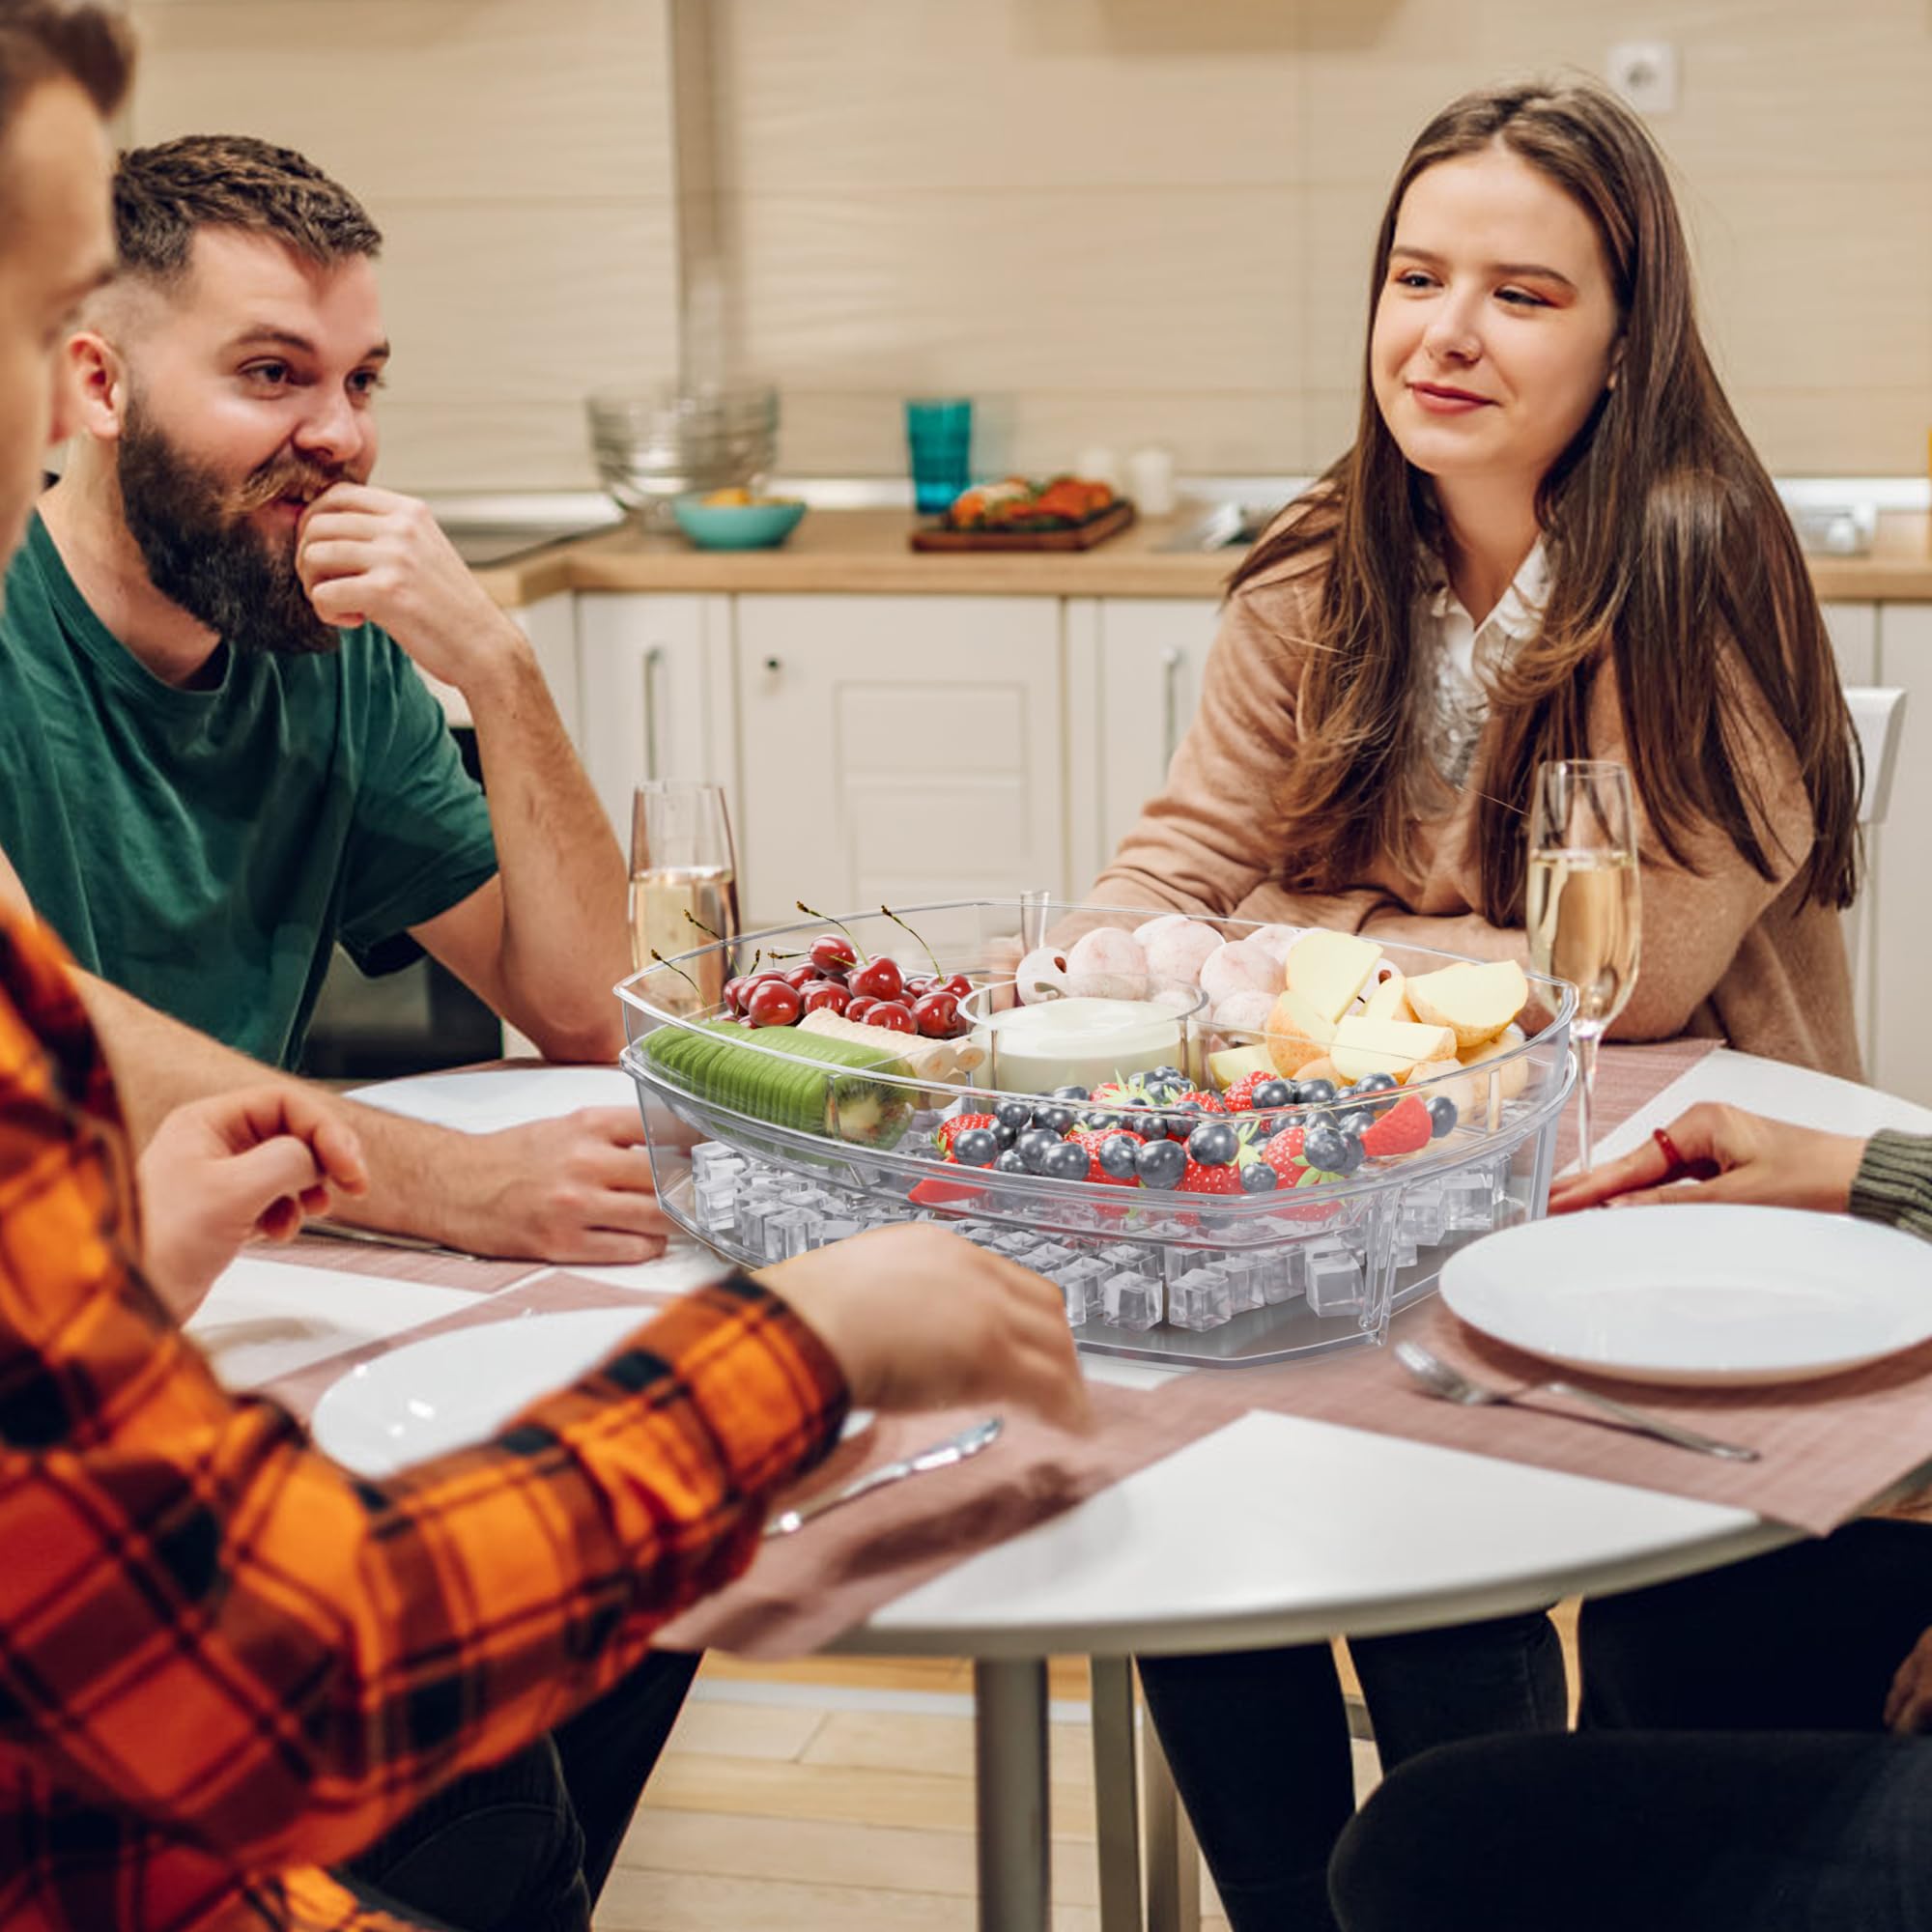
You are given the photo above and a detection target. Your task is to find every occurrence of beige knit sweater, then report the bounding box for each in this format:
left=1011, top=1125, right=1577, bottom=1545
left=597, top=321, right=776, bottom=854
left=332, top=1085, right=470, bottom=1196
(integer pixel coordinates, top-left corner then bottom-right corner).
left=1083, top=554, right=1861, bottom=1078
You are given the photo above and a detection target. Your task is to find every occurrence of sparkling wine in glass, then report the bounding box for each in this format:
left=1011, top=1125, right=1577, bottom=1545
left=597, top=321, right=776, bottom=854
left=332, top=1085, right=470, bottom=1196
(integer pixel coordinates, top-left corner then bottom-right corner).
left=1525, top=760, right=1641, bottom=1173
left=631, top=781, right=740, bottom=1013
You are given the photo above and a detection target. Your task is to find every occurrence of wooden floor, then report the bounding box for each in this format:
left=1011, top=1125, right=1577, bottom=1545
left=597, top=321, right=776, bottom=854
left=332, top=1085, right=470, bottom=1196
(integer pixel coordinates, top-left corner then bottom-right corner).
left=599, top=1612, right=1583, bottom=1928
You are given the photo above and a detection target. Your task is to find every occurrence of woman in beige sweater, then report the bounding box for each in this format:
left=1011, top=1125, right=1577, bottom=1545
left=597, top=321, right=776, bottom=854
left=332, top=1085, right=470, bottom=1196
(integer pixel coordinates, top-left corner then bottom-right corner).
left=1123, top=77, right=1865, bottom=1932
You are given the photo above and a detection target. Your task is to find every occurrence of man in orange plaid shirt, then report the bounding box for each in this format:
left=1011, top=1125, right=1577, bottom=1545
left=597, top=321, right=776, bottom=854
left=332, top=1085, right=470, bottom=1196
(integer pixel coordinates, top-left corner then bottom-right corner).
left=0, top=14, right=1090, bottom=1931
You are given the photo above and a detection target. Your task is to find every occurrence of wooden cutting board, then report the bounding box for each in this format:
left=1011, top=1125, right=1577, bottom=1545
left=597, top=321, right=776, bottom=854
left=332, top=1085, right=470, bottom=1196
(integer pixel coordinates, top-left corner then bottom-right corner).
left=909, top=499, right=1137, bottom=553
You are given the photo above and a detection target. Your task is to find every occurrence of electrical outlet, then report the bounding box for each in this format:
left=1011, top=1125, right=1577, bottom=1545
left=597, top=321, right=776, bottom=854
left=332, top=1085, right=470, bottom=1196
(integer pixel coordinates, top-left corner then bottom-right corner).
left=1606, top=41, right=1678, bottom=113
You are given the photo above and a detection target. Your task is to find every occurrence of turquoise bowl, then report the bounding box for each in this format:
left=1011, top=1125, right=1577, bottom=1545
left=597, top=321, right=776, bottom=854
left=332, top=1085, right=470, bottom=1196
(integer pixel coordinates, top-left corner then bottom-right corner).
left=671, top=496, right=807, bottom=550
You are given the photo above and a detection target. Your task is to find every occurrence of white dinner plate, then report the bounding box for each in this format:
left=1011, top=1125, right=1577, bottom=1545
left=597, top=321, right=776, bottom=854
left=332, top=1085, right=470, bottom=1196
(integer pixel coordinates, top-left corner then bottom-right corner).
left=314, top=1307, right=872, bottom=1477
left=1440, top=1204, right=1932, bottom=1386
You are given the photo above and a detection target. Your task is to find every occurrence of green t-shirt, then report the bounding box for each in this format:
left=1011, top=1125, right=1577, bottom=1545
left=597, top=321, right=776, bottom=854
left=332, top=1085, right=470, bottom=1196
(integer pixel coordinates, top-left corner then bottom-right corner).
left=0, top=515, right=498, bottom=1068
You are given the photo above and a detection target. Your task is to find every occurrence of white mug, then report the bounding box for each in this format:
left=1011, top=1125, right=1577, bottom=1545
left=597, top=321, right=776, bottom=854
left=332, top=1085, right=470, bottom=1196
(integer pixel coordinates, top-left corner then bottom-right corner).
left=1127, top=445, right=1176, bottom=516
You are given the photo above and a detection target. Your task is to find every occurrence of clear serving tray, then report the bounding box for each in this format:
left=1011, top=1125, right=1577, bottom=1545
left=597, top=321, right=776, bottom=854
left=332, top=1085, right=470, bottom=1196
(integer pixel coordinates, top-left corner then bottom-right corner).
left=617, top=898, right=1576, bottom=1369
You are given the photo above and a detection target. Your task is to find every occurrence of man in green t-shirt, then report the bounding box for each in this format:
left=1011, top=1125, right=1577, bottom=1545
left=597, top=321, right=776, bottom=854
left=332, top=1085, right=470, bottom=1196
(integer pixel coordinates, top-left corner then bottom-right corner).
left=0, top=132, right=670, bottom=1264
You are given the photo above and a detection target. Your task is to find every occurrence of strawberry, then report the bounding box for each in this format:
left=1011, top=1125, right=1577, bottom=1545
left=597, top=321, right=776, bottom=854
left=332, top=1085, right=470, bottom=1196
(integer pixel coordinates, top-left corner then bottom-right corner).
left=936, top=1113, right=997, bottom=1161
left=1066, top=1127, right=1144, bottom=1186
left=1179, top=1156, right=1243, bottom=1197
left=1360, top=1094, right=1432, bottom=1159
left=1173, top=1089, right=1227, bottom=1116
left=1089, top=1079, right=1142, bottom=1109
left=1220, top=1070, right=1271, bottom=1114
left=1260, top=1124, right=1307, bottom=1181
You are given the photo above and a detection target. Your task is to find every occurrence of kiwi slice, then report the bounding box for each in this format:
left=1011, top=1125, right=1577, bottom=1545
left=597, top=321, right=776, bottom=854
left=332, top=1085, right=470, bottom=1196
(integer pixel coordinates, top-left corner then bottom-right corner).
left=640, top=1019, right=913, bottom=1148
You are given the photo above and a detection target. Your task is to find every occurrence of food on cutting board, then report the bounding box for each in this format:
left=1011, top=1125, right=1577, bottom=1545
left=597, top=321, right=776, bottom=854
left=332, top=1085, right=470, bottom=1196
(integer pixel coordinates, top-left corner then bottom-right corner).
left=945, top=474, right=1117, bottom=531
left=640, top=1017, right=913, bottom=1146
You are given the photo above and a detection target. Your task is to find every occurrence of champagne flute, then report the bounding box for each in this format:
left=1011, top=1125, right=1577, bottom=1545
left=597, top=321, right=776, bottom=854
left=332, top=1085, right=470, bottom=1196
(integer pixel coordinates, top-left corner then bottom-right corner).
left=1525, top=760, right=1641, bottom=1173
left=631, top=781, right=741, bottom=1013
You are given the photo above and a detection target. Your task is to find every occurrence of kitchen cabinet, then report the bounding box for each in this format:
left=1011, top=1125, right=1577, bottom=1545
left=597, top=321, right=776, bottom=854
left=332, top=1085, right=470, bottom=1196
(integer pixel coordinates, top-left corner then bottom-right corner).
left=1067, top=595, right=1221, bottom=883
left=573, top=592, right=737, bottom=848
left=1821, top=603, right=1878, bottom=1078
left=1871, top=603, right=1932, bottom=1107
left=733, top=595, right=1065, bottom=930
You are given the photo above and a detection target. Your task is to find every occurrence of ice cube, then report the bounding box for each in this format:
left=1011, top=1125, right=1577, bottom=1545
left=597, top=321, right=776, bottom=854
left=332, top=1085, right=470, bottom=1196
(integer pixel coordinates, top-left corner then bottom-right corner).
left=1102, top=1271, right=1162, bottom=1332
left=694, top=1176, right=738, bottom=1234
left=1168, top=1267, right=1233, bottom=1332
left=1056, top=1257, right=1111, bottom=1327
left=1442, top=1174, right=1493, bottom=1234
left=1100, top=1242, right=1153, bottom=1275
left=1219, top=1255, right=1263, bottom=1313
left=1305, top=1242, right=1364, bottom=1317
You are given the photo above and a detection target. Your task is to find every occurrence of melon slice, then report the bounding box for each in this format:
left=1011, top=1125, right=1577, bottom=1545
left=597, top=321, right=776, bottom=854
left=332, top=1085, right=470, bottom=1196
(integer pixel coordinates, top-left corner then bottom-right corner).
left=1263, top=987, right=1336, bottom=1077
left=1405, top=960, right=1530, bottom=1054
left=1329, top=1015, right=1459, bottom=1084
left=1284, top=929, right=1383, bottom=1025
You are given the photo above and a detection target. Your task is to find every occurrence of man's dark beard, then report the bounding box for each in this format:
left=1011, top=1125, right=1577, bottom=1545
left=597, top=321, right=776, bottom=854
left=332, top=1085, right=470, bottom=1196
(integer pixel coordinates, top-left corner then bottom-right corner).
left=115, top=403, right=346, bottom=658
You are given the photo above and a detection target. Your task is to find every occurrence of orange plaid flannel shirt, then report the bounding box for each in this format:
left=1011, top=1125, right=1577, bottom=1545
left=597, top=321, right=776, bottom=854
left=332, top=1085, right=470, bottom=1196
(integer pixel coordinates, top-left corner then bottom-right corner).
left=0, top=913, right=848, bottom=1931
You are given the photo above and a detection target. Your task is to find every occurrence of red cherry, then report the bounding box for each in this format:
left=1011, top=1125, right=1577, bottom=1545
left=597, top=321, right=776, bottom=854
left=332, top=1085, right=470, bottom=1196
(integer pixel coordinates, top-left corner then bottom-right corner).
left=746, top=980, right=802, bottom=1027
left=850, top=956, right=903, bottom=1002
left=722, top=976, right=751, bottom=1012
left=799, top=979, right=850, bottom=1016
left=810, top=934, right=859, bottom=976
left=783, top=965, right=818, bottom=989
left=938, top=973, right=974, bottom=999
left=866, top=1000, right=916, bottom=1033
left=902, top=975, right=935, bottom=1000
left=910, top=991, right=959, bottom=1037
left=844, top=995, right=878, bottom=1023
left=746, top=969, right=789, bottom=993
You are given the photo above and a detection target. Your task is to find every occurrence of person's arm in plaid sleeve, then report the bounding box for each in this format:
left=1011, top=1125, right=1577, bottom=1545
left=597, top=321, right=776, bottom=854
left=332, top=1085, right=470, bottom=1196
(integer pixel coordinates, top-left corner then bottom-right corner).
left=0, top=921, right=1085, bottom=1881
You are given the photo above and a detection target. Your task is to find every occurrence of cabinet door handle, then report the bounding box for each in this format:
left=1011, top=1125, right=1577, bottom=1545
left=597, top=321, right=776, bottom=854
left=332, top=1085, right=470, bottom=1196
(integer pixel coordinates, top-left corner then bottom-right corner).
left=763, top=655, right=781, bottom=674
left=1160, top=647, right=1184, bottom=768
left=642, top=645, right=665, bottom=781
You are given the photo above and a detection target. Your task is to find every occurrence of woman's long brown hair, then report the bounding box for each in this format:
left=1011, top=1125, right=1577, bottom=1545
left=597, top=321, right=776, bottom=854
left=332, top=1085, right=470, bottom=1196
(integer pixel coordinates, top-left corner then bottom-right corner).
left=1234, top=80, right=1861, bottom=923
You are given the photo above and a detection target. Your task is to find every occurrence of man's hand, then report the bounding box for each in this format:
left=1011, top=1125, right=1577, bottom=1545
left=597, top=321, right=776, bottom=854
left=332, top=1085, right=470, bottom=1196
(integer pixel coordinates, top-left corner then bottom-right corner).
left=138, top=1089, right=369, bottom=1321
left=760, top=1223, right=1092, bottom=1433
left=296, top=483, right=525, bottom=692
left=422, top=1107, right=674, bottom=1264
left=1885, top=1627, right=1932, bottom=1733
left=1548, top=1103, right=1868, bottom=1217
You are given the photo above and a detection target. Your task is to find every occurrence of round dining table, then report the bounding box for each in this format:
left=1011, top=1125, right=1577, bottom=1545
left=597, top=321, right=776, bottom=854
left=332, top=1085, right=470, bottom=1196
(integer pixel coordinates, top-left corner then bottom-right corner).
left=329, top=1046, right=1932, bottom=1932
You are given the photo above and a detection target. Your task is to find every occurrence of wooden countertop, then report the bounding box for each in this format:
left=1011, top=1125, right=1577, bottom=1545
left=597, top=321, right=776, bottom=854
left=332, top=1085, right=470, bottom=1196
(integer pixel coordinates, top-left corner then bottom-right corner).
left=473, top=502, right=1932, bottom=609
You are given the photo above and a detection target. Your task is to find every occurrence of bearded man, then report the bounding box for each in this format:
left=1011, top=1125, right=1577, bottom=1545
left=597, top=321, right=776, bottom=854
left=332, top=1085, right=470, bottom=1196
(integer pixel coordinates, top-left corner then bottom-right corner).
left=0, top=132, right=627, bottom=1076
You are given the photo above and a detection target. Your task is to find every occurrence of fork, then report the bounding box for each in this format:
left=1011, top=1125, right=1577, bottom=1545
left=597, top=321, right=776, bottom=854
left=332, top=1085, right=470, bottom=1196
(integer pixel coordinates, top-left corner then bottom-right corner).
left=764, top=1416, right=1005, bottom=1537
left=1394, top=1341, right=1759, bottom=1463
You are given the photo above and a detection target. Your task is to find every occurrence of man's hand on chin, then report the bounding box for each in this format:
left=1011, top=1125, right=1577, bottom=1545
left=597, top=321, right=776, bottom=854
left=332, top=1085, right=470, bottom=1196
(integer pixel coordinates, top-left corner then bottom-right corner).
left=295, top=482, right=527, bottom=693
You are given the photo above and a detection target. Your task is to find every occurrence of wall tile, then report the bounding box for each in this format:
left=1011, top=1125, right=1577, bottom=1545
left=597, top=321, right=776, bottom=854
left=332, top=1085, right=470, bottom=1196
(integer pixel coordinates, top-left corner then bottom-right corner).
left=710, top=0, right=1303, bottom=192
left=727, top=188, right=1298, bottom=397
left=372, top=399, right=601, bottom=495
left=1731, top=389, right=1932, bottom=478
left=127, top=0, right=674, bottom=204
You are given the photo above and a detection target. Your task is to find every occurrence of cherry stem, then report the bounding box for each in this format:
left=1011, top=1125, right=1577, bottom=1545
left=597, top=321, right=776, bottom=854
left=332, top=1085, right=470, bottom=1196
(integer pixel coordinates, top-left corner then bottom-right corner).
left=681, top=911, right=725, bottom=944
left=879, top=903, right=942, bottom=977
left=796, top=899, right=868, bottom=964
left=648, top=948, right=706, bottom=1001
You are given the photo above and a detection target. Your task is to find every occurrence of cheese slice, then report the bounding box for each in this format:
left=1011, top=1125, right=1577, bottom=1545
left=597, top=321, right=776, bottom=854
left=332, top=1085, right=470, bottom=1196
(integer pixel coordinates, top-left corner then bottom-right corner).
left=1330, top=1015, right=1459, bottom=1083
left=1284, top=929, right=1384, bottom=1025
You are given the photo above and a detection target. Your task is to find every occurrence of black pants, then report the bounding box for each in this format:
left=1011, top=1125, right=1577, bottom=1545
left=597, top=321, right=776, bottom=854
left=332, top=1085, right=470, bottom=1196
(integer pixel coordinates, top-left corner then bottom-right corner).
left=1331, top=1520, right=1932, bottom=1930
left=1138, top=1609, right=1567, bottom=1931
left=339, top=1647, right=701, bottom=1932
left=1331, top=1729, right=1932, bottom=1932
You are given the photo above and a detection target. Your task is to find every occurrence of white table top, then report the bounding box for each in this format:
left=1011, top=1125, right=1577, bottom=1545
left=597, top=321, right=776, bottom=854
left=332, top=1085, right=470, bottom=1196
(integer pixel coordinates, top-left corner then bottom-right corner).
left=213, top=1051, right=1932, bottom=1661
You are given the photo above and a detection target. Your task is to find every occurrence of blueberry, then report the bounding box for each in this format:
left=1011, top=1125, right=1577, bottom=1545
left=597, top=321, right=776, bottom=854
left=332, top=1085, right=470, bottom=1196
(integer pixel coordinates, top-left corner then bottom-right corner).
left=992, top=1121, right=1018, bottom=1149
left=1135, top=1138, right=1188, bottom=1188
left=1298, top=1078, right=1338, bottom=1106
left=994, top=1149, right=1029, bottom=1173
left=1333, top=1107, right=1373, bottom=1140
left=1151, top=1065, right=1186, bottom=1084
left=1303, top=1108, right=1340, bottom=1136
left=1079, top=1109, right=1122, bottom=1135
left=1239, top=1161, right=1279, bottom=1193
left=1355, top=1071, right=1398, bottom=1096
left=1303, top=1125, right=1349, bottom=1173
left=952, top=1127, right=999, bottom=1167
left=1041, top=1140, right=1092, bottom=1181
left=1329, top=1136, right=1366, bottom=1177
left=1145, top=1078, right=1187, bottom=1104
left=1016, top=1127, right=1059, bottom=1173
left=1427, top=1095, right=1460, bottom=1138
left=1035, top=1103, right=1077, bottom=1136
left=1254, top=1079, right=1293, bottom=1109
left=1053, top=1084, right=1092, bottom=1103
left=1186, top=1121, right=1239, bottom=1166
left=994, top=1098, right=1034, bottom=1132
left=1097, top=1134, right=1142, bottom=1179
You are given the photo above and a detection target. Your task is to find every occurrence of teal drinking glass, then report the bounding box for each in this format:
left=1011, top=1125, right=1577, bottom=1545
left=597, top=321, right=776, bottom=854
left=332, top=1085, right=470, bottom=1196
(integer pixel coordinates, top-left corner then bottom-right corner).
left=904, top=397, right=973, bottom=515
